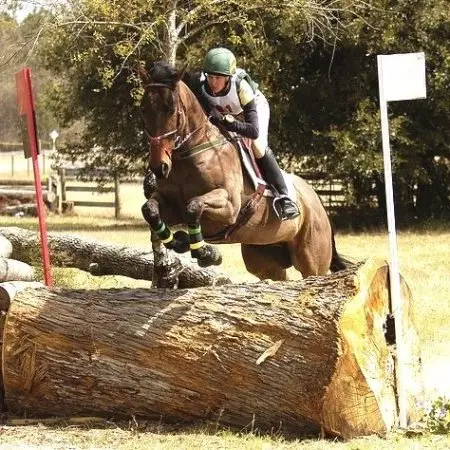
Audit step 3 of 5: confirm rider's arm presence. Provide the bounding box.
[223,100,259,139]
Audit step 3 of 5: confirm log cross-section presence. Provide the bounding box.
[1,258,422,438]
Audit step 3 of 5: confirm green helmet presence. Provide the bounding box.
[203,48,237,76]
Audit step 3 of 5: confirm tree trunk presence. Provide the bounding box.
[0,258,422,438]
[0,227,230,288]
[0,258,35,283]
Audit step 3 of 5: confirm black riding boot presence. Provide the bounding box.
[257,148,300,221]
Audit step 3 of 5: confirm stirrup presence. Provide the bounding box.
[272,195,300,221]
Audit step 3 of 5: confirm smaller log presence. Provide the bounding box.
[0,203,38,217]
[0,258,35,283]
[0,227,231,288]
[0,235,12,258]
[0,189,56,204]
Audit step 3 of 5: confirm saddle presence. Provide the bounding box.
[217,134,297,239]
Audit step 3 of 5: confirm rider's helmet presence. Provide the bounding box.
[203,48,237,76]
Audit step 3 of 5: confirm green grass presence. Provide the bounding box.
[1,212,450,448]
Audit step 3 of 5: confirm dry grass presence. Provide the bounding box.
[0,181,450,448]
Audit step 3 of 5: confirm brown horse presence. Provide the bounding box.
[139,61,346,280]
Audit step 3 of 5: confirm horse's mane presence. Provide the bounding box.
[145,61,209,114]
[147,61,179,88]
[182,68,210,114]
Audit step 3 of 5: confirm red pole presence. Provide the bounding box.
[16,68,53,287]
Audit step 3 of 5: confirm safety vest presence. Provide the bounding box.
[201,69,257,115]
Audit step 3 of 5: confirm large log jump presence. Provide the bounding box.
[0,258,422,438]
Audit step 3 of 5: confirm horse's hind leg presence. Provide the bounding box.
[241,244,291,281]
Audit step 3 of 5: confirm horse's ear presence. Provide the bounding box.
[137,63,150,85]
[177,62,188,81]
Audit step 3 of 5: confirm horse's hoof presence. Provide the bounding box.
[172,230,190,254]
[199,249,222,267]
[194,245,222,268]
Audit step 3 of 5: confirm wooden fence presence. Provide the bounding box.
[58,169,122,218]
[299,173,347,211]
[0,166,351,219]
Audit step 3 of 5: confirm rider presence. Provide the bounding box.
[200,47,300,221]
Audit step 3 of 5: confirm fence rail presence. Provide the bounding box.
[59,168,121,218]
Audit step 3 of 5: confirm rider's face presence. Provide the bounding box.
[207,74,230,95]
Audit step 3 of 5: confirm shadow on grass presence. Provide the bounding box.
[0,415,329,443]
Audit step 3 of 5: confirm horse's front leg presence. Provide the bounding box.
[141,193,190,254]
[186,188,238,268]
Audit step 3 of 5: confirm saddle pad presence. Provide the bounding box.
[238,143,296,200]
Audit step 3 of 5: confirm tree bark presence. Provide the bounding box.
[0,258,422,438]
[0,258,35,283]
[0,227,230,288]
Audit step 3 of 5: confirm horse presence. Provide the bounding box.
[139,61,346,281]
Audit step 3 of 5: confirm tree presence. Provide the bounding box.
[0,10,59,145]
[265,0,450,222]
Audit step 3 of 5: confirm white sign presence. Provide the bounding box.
[378,52,426,102]
[49,129,59,141]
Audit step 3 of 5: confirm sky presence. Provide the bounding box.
[3,0,59,22]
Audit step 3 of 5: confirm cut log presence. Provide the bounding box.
[0,227,230,288]
[0,235,12,258]
[0,258,422,438]
[0,189,56,204]
[0,258,35,283]
[0,203,38,217]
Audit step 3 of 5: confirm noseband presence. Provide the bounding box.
[143,82,206,153]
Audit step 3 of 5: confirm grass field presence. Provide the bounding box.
[0,182,449,449]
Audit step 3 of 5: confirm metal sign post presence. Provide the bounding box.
[377,52,426,429]
[16,67,53,287]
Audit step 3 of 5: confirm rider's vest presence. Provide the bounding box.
[201,69,256,116]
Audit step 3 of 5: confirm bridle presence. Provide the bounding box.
[142,82,205,154]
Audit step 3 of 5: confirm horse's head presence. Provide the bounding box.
[139,61,188,179]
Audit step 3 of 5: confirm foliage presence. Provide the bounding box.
[264,0,450,221]
[423,397,450,434]
[0,10,59,143]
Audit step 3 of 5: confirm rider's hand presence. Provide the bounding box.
[222,114,239,131]
[209,109,225,126]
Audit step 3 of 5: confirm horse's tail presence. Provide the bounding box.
[329,220,361,272]
[329,225,347,272]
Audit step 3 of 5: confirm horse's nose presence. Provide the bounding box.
[151,163,170,179]
[161,163,170,179]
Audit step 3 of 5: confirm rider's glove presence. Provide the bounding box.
[209,109,225,126]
